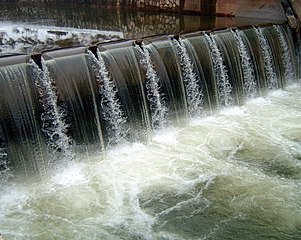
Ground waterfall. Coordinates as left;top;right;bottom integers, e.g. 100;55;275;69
204;33;233;107
135;42;167;130
31;58;74;163
255;27;278;90
232;29;257;98
273;25;295;83
0;24;298;177
172;37;204;117
88;49;128;146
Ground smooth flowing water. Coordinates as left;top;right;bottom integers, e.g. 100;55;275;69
0;2;281;56
0;84;301;240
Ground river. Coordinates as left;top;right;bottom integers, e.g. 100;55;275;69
0;84;300;239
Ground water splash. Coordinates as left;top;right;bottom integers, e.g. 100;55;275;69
273;25;295;84
88;50;127;146
31;58;74;163
172;37;204;117
255;27;278;90
0;146;10;186
205;33;233;107
232;29;257;98
135;43;167;130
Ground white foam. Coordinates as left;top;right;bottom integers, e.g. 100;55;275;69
153;128;178;145
51;163;87;187
221;106;248;116
269;89;289;98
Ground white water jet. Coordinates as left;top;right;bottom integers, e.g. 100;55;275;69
31;59;74;163
232;29;257;98
0;147;10;185
273;25;295;84
88;50;127;146
205;33;233;107
135;43;167;130
172;37;204;117
255;27;278;90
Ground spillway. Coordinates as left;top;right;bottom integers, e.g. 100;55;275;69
0;23;300;239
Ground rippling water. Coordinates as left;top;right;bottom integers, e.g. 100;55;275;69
1;85;301;240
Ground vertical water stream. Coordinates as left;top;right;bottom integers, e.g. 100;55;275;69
232;29;257;98
255;27;278;90
88;49;128;146
204;33;233;107
172;37;204;117
273;25;295;84
31;58;74;163
135;42;167;130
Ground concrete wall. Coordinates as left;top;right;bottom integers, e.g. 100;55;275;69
290;0;301;20
216;0;285;19
183;0;216;15
183;0;285;19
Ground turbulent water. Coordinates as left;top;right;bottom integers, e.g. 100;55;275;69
0;84;300;240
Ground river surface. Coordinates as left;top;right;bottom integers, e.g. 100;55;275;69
0;84;300;239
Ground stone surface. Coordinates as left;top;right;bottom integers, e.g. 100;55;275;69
291;0;301;20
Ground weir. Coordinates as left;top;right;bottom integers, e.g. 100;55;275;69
0;24;299;178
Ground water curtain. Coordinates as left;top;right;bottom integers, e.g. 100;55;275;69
0;24;298;178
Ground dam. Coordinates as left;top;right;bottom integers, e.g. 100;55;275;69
0;0;301;239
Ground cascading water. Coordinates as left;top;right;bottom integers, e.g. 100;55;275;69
0;24;300;240
0;146;9;184
232;29;257;98
255;27;279;90
296;40;301;79
204;33;234;107
88;49;128;146
172;37;204;117
31;58;74;163
135;42;167;130
273;25;295;84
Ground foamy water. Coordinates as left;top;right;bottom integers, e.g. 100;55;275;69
0;85;301;239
